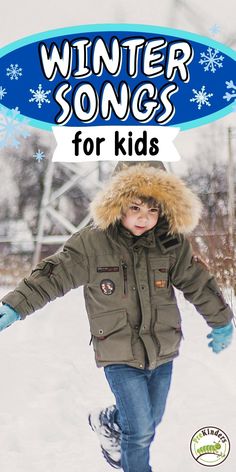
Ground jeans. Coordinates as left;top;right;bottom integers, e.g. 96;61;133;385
104;361;173;472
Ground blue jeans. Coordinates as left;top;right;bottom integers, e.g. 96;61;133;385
104;361;173;472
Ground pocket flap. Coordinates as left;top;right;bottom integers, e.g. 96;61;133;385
149;257;169;279
90;309;127;337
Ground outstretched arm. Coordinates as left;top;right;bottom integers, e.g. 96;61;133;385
1;231;89;320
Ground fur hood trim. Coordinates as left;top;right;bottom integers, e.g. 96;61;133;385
90;164;202;234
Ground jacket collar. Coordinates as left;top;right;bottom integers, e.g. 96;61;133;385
107;217;170;249
118;224;156;248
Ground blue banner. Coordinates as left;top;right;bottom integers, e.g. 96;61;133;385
0;24;236;131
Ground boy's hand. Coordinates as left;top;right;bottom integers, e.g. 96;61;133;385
0;304;21;332
207;322;233;353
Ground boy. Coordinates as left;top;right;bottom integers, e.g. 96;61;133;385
0;163;234;472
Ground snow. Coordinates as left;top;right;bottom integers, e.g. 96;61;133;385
0;286;235;472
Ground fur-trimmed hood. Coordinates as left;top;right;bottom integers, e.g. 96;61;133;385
90;164;202;234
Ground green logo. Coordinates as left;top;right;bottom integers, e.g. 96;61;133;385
190;426;230;466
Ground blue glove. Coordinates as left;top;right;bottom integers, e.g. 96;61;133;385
207;322;233;353
0;304;21;332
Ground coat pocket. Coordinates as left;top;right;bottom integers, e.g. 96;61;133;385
154;305;182;357
149;257;170;291
89;309;134;362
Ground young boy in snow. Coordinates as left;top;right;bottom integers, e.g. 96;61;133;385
0;163;234;472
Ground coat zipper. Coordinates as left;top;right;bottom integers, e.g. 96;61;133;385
121;261;128;296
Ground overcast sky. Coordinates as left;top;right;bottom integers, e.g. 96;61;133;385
1;0;236;46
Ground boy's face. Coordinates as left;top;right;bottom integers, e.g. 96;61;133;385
121;199;159;236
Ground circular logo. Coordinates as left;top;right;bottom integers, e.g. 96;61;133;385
100;279;115;295
190;426;230;466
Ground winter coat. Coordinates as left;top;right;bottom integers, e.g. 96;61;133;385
1;165;233;370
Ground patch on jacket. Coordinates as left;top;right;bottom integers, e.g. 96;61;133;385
157;233;181;253
97;266;119;272
154;280;167;288
100;279;115;295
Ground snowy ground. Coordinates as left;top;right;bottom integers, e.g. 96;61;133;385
0;286;235;472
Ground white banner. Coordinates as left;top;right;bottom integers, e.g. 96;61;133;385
52;126;180;163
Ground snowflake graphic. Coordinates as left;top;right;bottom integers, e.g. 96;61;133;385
190;86;213;110
209;24;221;36
0;86;7;100
0;106;30;149
6;63;23;80
29;84;51;109
199;47;224;73
223;80;236;102
33;149;45;162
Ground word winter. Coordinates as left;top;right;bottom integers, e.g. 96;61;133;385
39;36;193;125
39;36;193;80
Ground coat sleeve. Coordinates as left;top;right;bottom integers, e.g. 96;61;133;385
1;231;89;319
170;235;234;328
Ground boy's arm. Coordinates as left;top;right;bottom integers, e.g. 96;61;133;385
170;235;233;328
1;231;89;319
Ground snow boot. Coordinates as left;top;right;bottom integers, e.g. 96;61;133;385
88;405;121;469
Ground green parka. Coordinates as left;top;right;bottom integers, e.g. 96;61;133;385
1;165;233;370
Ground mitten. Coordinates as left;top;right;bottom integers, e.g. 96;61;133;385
0;304;21;332
207;322;233;353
